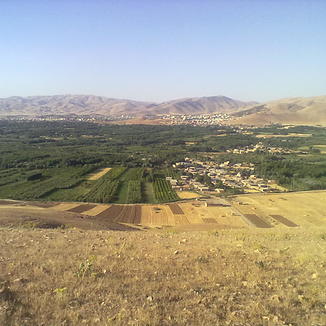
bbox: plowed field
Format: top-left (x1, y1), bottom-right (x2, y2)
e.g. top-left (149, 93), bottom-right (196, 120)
top-left (68, 204), bottom-right (97, 213)
top-left (168, 203), bottom-right (184, 214)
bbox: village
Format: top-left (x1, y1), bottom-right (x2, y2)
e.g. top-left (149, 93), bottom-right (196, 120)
top-left (168, 157), bottom-right (284, 194)
top-left (159, 113), bottom-right (231, 126)
top-left (226, 141), bottom-right (297, 155)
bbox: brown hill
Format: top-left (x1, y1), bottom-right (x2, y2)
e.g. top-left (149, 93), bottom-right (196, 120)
top-left (0, 95), bottom-right (151, 116)
top-left (145, 96), bottom-right (256, 115)
top-left (231, 96), bottom-right (326, 126)
top-left (0, 95), bottom-right (255, 116)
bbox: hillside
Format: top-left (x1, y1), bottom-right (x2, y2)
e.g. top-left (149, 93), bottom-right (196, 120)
top-left (0, 95), bottom-right (254, 117)
top-left (230, 96), bottom-right (326, 126)
top-left (0, 95), bottom-right (152, 116)
top-left (1, 94), bottom-right (326, 125)
top-left (0, 223), bottom-right (325, 326)
top-left (146, 96), bottom-right (256, 115)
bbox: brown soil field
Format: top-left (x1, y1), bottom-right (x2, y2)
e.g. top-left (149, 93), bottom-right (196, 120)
top-left (243, 214), bottom-right (273, 228)
top-left (269, 214), bottom-right (298, 227)
top-left (67, 204), bottom-right (97, 213)
top-left (95, 204), bottom-right (125, 222)
top-left (118, 205), bottom-right (142, 224)
top-left (168, 203), bottom-right (184, 215)
top-left (87, 167), bottom-right (111, 180)
top-left (0, 205), bottom-right (136, 231)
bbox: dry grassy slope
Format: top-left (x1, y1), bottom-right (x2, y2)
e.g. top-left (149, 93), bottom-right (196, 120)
top-left (230, 96), bottom-right (326, 126)
top-left (0, 225), bottom-right (325, 326)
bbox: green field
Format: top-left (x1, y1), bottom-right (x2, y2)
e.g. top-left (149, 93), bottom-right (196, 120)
top-left (153, 178), bottom-right (179, 202)
top-left (0, 164), bottom-right (179, 204)
top-left (1, 121), bottom-right (326, 200)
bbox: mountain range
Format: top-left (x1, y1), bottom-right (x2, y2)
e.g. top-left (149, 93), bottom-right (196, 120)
top-left (0, 94), bottom-right (325, 125)
top-left (0, 95), bottom-right (254, 116)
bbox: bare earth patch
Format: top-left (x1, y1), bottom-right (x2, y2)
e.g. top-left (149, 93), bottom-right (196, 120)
top-left (87, 167), bottom-right (111, 180)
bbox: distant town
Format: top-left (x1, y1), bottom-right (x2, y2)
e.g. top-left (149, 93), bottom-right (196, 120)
top-left (159, 113), bottom-right (231, 125)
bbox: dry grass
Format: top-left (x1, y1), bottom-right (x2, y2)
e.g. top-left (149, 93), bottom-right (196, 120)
top-left (176, 191), bottom-right (202, 199)
top-left (53, 203), bottom-right (81, 211)
top-left (0, 226), bottom-right (325, 326)
top-left (87, 168), bottom-right (112, 181)
top-left (233, 191), bottom-right (326, 228)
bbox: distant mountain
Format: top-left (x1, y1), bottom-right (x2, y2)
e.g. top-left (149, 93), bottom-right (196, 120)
top-left (0, 95), bottom-right (151, 116)
top-left (230, 96), bottom-right (326, 125)
top-left (143, 96), bottom-right (257, 115)
top-left (0, 95), bottom-right (255, 116)
top-left (1, 94), bottom-right (324, 125)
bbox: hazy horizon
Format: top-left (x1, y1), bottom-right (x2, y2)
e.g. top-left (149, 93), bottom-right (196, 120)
top-left (1, 0), bottom-right (325, 102)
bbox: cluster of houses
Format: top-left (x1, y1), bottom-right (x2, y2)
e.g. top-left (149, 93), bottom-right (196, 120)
top-left (168, 158), bottom-right (282, 194)
top-left (226, 142), bottom-right (295, 155)
top-left (1, 114), bottom-right (134, 122)
top-left (159, 113), bottom-right (231, 126)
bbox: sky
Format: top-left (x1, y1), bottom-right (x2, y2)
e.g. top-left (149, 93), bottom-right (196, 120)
top-left (0, 0), bottom-right (325, 102)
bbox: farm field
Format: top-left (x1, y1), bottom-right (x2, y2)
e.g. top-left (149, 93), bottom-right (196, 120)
top-left (256, 133), bottom-right (312, 138)
top-left (2, 190), bottom-right (325, 230)
top-left (176, 191), bottom-right (202, 199)
top-left (153, 178), bottom-right (179, 202)
top-left (231, 190), bottom-right (326, 228)
top-left (0, 165), bottom-right (180, 205)
top-left (298, 144), bottom-right (326, 154)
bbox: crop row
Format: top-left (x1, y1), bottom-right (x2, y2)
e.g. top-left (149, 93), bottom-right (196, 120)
top-left (105, 167), bottom-right (127, 179)
top-left (153, 178), bottom-right (179, 202)
top-left (126, 180), bottom-right (142, 203)
top-left (76, 167), bottom-right (127, 203)
top-left (79, 179), bottom-right (120, 203)
top-left (120, 167), bottom-right (144, 181)
top-left (1, 166), bottom-right (94, 200)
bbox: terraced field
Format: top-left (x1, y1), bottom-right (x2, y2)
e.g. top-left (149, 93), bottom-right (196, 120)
top-left (232, 190), bottom-right (326, 228)
top-left (1, 190), bottom-right (326, 231)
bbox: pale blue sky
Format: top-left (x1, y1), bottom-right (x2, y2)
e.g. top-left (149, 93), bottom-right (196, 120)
top-left (0, 0), bottom-right (325, 102)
